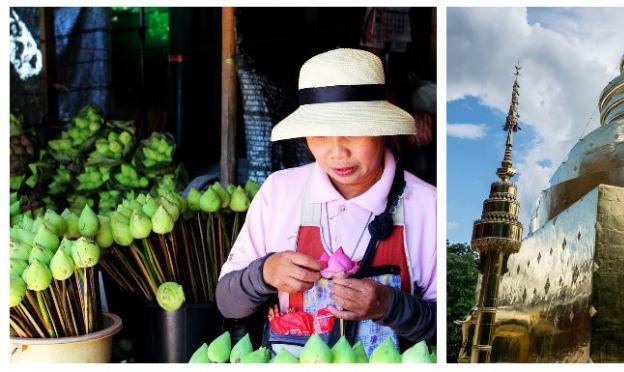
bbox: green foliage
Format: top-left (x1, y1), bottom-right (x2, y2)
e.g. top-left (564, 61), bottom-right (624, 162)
top-left (446, 241), bottom-right (478, 363)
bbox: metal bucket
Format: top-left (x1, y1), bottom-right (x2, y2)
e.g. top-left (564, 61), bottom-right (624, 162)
top-left (10, 312), bottom-right (123, 363)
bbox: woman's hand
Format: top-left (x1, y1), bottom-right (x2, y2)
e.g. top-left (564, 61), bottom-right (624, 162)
top-left (263, 251), bottom-right (323, 293)
top-left (328, 274), bottom-right (393, 321)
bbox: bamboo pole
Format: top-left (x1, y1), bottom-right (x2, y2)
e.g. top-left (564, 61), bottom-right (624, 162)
top-left (220, 7), bottom-right (237, 185)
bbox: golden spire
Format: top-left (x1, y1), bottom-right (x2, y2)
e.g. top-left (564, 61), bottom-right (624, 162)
top-left (497, 63), bottom-right (521, 182)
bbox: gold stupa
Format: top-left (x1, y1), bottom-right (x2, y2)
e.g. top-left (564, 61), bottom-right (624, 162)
top-left (459, 55), bottom-right (624, 363)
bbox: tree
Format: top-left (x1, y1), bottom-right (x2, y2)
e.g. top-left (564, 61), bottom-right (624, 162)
top-left (446, 240), bottom-right (478, 363)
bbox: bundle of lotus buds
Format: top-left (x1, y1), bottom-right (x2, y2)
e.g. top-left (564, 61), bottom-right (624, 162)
top-left (188, 331), bottom-right (435, 363)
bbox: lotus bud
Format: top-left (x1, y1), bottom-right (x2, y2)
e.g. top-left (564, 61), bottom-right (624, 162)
top-left (29, 244), bottom-right (54, 265)
top-left (299, 334), bottom-right (332, 363)
top-left (130, 210), bottom-right (152, 239)
top-left (20, 214), bottom-right (34, 231)
top-left (199, 188), bottom-right (221, 213)
top-left (31, 216), bottom-right (44, 233)
top-left (79, 204), bottom-right (99, 237)
top-left (116, 205), bottom-right (132, 219)
top-left (10, 227), bottom-right (35, 246)
top-left (151, 206), bottom-right (174, 234)
top-left (111, 213), bottom-right (133, 246)
top-left (369, 337), bottom-right (401, 363)
top-left (127, 200), bottom-right (143, 212)
top-left (159, 197), bottom-right (180, 222)
top-left (401, 341), bottom-right (432, 363)
top-left (62, 209), bottom-right (81, 238)
top-left (270, 347), bottom-right (299, 363)
top-left (33, 224), bottom-right (60, 252)
top-left (50, 248), bottom-right (75, 280)
top-left (226, 184), bottom-right (236, 195)
top-left (23, 259), bottom-right (53, 291)
top-left (331, 336), bottom-right (356, 363)
top-left (59, 237), bottom-right (75, 256)
top-left (10, 239), bottom-right (31, 260)
top-left (96, 216), bottom-right (114, 249)
top-left (44, 209), bottom-right (66, 236)
top-left (175, 193), bottom-right (187, 214)
top-left (187, 188), bottom-right (201, 211)
top-left (353, 341), bottom-right (368, 363)
top-left (321, 247), bottom-right (359, 279)
top-left (240, 347), bottom-right (269, 363)
top-left (211, 182), bottom-right (230, 208)
top-left (142, 196), bottom-right (160, 218)
top-left (156, 281), bottom-right (185, 312)
top-left (244, 179), bottom-right (261, 199)
top-left (230, 186), bottom-right (251, 212)
top-left (207, 331), bottom-right (232, 363)
top-left (189, 343), bottom-right (210, 363)
top-left (230, 333), bottom-right (253, 363)
top-left (71, 237), bottom-right (101, 268)
top-left (136, 193), bottom-right (147, 205)
top-left (10, 259), bottom-right (29, 278)
top-left (429, 350), bottom-right (436, 363)
top-left (10, 276), bottom-right (27, 307)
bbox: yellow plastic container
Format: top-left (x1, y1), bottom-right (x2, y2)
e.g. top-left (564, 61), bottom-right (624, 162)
top-left (10, 312), bottom-right (123, 363)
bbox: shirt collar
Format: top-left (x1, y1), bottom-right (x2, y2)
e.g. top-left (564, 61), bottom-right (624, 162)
top-left (309, 149), bottom-right (396, 216)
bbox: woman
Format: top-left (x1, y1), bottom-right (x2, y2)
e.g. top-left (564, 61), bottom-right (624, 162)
top-left (216, 48), bottom-right (436, 356)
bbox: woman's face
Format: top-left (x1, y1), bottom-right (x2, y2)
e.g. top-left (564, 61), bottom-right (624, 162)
top-left (306, 136), bottom-right (385, 198)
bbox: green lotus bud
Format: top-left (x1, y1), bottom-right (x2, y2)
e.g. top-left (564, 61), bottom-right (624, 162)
top-left (199, 188), bottom-right (221, 213)
top-left (429, 349), bottom-right (436, 363)
top-left (230, 333), bottom-right (253, 363)
top-left (332, 335), bottom-right (356, 363)
top-left (10, 276), bottom-right (27, 307)
top-left (10, 201), bottom-right (21, 217)
top-left (130, 210), bottom-right (152, 239)
top-left (369, 337), bottom-right (401, 363)
top-left (20, 214), bottom-right (34, 231)
top-left (31, 216), bottom-right (44, 233)
top-left (29, 244), bottom-right (54, 265)
top-left (10, 259), bottom-right (29, 278)
top-left (71, 237), bottom-right (101, 268)
top-left (226, 184), bottom-right (236, 195)
top-left (79, 204), bottom-right (99, 237)
top-left (240, 347), bottom-right (269, 363)
top-left (353, 341), bottom-right (368, 363)
top-left (10, 227), bottom-right (35, 246)
top-left (207, 331), bottom-right (231, 363)
top-left (44, 209), bottom-right (66, 236)
top-left (189, 343), bottom-right (210, 363)
top-left (23, 259), bottom-right (53, 291)
top-left (111, 213), bottom-right (133, 246)
top-left (230, 186), bottom-right (251, 212)
top-left (401, 340), bottom-right (432, 363)
top-left (10, 191), bottom-right (18, 205)
top-left (62, 209), bottom-right (81, 238)
top-left (126, 200), bottom-right (143, 212)
top-left (116, 205), bottom-right (132, 220)
top-left (156, 282), bottom-right (185, 312)
top-left (136, 193), bottom-right (147, 205)
top-left (159, 197), bottom-right (180, 222)
top-left (244, 179), bottom-right (261, 199)
top-left (299, 334), bottom-right (332, 363)
top-left (59, 237), bottom-right (75, 256)
top-left (142, 196), bottom-right (159, 218)
top-left (50, 248), bottom-right (75, 280)
top-left (10, 239), bottom-right (31, 260)
top-left (211, 182), bottom-right (230, 208)
top-left (270, 347), bottom-right (299, 363)
top-left (96, 216), bottom-right (114, 249)
top-left (151, 206), bottom-right (174, 234)
top-left (33, 224), bottom-right (60, 252)
top-left (187, 188), bottom-right (201, 211)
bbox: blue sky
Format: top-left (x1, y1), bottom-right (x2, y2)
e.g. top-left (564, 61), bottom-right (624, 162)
top-left (446, 7), bottom-right (624, 244)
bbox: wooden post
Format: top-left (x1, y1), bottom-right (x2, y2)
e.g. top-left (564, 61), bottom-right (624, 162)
top-left (39, 7), bottom-right (58, 132)
top-left (220, 7), bottom-right (237, 185)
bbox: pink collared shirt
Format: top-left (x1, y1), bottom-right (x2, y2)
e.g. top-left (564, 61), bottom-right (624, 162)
top-left (219, 149), bottom-right (437, 300)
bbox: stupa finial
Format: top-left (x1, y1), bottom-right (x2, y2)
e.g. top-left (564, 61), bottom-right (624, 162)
top-left (497, 63), bottom-right (522, 182)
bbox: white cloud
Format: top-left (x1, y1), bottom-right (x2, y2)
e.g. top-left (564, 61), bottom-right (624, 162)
top-left (447, 123), bottom-right (487, 139)
top-left (447, 7), bottom-right (624, 226)
top-left (448, 221), bottom-right (460, 230)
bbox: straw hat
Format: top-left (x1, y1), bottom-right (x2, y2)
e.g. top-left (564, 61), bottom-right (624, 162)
top-left (270, 48), bottom-right (416, 141)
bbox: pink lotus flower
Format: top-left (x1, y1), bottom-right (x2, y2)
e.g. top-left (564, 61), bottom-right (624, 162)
top-left (320, 247), bottom-right (359, 279)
